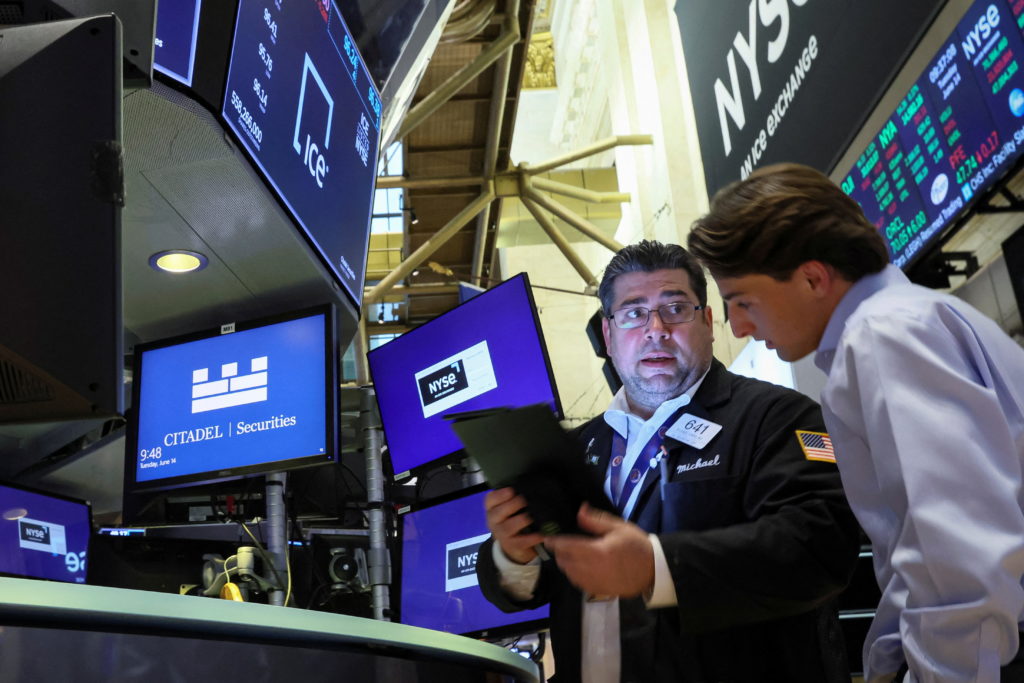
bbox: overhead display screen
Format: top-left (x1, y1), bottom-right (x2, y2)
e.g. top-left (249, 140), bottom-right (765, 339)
top-left (128, 309), bottom-right (335, 491)
top-left (368, 274), bottom-right (561, 478)
top-left (839, 0), bottom-right (1024, 270)
top-left (153, 0), bottom-right (202, 87)
top-left (222, 0), bottom-right (381, 308)
top-left (400, 489), bottom-right (549, 637)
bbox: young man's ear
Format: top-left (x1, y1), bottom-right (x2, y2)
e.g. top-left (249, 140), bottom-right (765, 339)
top-left (796, 260), bottom-right (836, 298)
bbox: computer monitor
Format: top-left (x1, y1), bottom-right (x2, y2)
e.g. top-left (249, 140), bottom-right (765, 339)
top-left (124, 305), bottom-right (338, 493)
top-left (367, 273), bottom-right (562, 478)
top-left (398, 487), bottom-right (549, 638)
top-left (220, 0), bottom-right (381, 309)
top-left (153, 0), bottom-right (202, 87)
top-left (837, 0), bottom-right (1024, 271)
top-left (0, 15), bottom-right (123, 424)
top-left (0, 481), bottom-right (91, 584)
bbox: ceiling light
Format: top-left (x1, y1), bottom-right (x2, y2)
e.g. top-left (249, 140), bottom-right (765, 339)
top-left (149, 250), bottom-right (209, 273)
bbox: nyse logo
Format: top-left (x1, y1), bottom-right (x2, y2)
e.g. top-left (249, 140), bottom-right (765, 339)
top-left (413, 341), bottom-right (499, 419)
top-left (20, 521), bottom-right (49, 545)
top-left (292, 53), bottom-right (334, 189)
top-left (445, 533), bottom-right (490, 592)
top-left (418, 361), bottom-right (468, 407)
top-left (18, 518), bottom-right (67, 555)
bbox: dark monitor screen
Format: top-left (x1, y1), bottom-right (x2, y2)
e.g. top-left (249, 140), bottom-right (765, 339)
top-left (838, 0), bottom-right (1024, 270)
top-left (221, 0), bottom-right (381, 309)
top-left (0, 481), bottom-right (91, 584)
top-left (126, 306), bottom-right (337, 492)
top-left (367, 274), bottom-right (562, 478)
top-left (399, 488), bottom-right (548, 638)
top-left (153, 0), bottom-right (202, 87)
top-left (0, 15), bottom-right (123, 423)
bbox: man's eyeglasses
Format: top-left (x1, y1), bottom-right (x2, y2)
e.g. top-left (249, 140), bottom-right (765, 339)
top-left (606, 302), bottom-right (705, 329)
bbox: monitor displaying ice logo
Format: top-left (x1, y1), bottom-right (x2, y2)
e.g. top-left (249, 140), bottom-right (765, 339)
top-left (191, 356), bottom-right (268, 413)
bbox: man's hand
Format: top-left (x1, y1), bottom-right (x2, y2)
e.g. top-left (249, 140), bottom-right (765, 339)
top-left (484, 488), bottom-right (546, 565)
top-left (542, 503), bottom-right (655, 598)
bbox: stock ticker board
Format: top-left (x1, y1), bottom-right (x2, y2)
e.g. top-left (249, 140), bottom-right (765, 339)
top-left (221, 0), bottom-right (381, 307)
top-left (840, 0), bottom-right (1024, 269)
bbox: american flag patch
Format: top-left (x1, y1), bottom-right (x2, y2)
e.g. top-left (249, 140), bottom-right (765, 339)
top-left (796, 430), bottom-right (836, 463)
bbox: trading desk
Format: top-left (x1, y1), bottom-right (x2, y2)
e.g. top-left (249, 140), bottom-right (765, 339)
top-left (0, 578), bottom-right (539, 682)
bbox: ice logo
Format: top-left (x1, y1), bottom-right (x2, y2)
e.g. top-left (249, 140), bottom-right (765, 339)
top-left (930, 173), bottom-right (949, 205)
top-left (292, 53), bottom-right (334, 189)
top-left (1010, 88), bottom-right (1024, 117)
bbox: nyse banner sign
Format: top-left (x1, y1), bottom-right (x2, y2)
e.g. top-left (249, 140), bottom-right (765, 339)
top-left (676, 0), bottom-right (944, 196)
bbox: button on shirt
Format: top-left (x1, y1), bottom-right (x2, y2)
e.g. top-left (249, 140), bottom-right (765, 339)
top-left (494, 373), bottom-right (707, 683)
top-left (814, 264), bottom-right (1024, 683)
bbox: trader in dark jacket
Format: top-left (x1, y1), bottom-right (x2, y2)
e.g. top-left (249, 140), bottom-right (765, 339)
top-left (476, 240), bottom-right (860, 682)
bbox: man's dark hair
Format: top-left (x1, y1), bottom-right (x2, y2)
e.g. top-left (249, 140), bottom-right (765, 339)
top-left (598, 240), bottom-right (708, 314)
top-left (687, 163), bottom-right (889, 282)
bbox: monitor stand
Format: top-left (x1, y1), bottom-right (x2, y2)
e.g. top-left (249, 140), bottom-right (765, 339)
top-left (264, 471), bottom-right (288, 606)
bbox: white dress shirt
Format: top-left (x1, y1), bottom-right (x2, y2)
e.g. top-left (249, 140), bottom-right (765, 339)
top-left (493, 372), bottom-right (708, 683)
top-left (815, 264), bottom-right (1024, 682)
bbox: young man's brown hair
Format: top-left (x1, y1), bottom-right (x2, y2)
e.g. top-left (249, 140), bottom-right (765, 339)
top-left (687, 162), bottom-right (889, 282)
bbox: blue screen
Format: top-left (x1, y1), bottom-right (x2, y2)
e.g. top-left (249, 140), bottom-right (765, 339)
top-left (0, 483), bottom-right (90, 583)
top-left (132, 312), bottom-right (330, 487)
top-left (153, 0), bottom-right (202, 87)
top-left (839, 0), bottom-right (1024, 269)
top-left (400, 490), bottom-right (548, 635)
top-left (222, 0), bottom-right (381, 307)
top-left (367, 275), bottom-right (560, 477)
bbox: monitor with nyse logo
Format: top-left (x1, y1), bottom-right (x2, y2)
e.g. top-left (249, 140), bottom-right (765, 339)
top-left (367, 273), bottom-right (561, 478)
top-left (0, 481), bottom-right (91, 584)
top-left (398, 487), bottom-right (548, 638)
top-left (221, 0), bottom-right (381, 308)
top-left (125, 305), bottom-right (337, 493)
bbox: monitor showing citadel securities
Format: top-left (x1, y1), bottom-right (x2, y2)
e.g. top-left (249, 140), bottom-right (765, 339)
top-left (398, 487), bottom-right (549, 638)
top-left (221, 0), bottom-right (381, 308)
top-left (125, 306), bottom-right (337, 492)
top-left (0, 481), bottom-right (91, 584)
top-left (367, 274), bottom-right (561, 478)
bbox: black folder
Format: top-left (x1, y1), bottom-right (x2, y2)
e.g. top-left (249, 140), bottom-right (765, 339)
top-left (446, 403), bottom-right (615, 535)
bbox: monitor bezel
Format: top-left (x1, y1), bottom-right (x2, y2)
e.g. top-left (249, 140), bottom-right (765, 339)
top-left (395, 483), bottom-right (550, 641)
top-left (368, 272), bottom-right (564, 480)
top-left (123, 303), bottom-right (338, 493)
top-left (0, 478), bottom-right (93, 584)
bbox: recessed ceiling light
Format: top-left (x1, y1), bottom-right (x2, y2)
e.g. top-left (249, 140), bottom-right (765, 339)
top-left (149, 250), bottom-right (209, 273)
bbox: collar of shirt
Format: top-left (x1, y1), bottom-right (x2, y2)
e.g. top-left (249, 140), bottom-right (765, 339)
top-left (814, 264), bottom-right (910, 375)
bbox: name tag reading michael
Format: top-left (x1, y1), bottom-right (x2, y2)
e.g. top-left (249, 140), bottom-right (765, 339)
top-left (665, 414), bottom-right (722, 449)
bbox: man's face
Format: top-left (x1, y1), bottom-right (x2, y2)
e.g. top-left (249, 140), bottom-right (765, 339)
top-left (602, 269), bottom-right (714, 415)
top-left (713, 270), bottom-right (829, 362)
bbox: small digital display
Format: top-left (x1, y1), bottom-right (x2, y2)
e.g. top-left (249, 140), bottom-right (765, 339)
top-left (128, 309), bottom-right (335, 490)
top-left (222, 0), bottom-right (381, 307)
top-left (839, 0), bottom-right (1024, 270)
top-left (153, 0), bottom-right (202, 87)
top-left (368, 274), bottom-right (561, 477)
top-left (0, 482), bottom-right (90, 583)
top-left (399, 490), bottom-right (548, 636)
